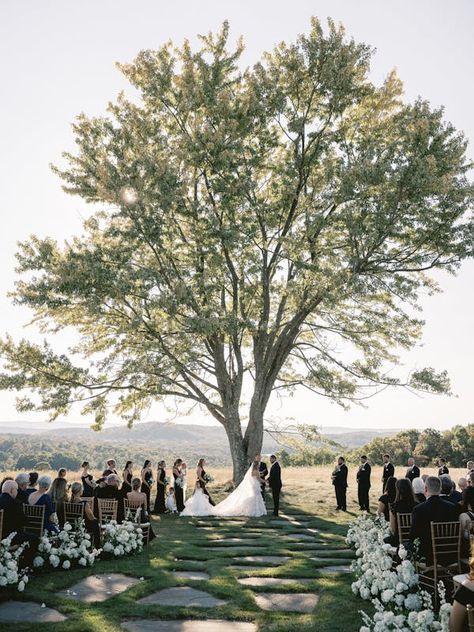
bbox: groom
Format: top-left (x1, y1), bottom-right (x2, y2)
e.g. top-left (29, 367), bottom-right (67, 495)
top-left (268, 454), bottom-right (282, 516)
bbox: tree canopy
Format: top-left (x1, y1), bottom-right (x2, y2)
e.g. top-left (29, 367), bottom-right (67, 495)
top-left (1, 19), bottom-right (472, 481)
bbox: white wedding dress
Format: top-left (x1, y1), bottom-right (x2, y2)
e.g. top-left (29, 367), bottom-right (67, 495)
top-left (180, 465), bottom-right (266, 518)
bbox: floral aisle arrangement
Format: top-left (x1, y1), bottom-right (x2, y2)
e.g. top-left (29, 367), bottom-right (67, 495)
top-left (0, 533), bottom-right (29, 591)
top-left (33, 521), bottom-right (101, 570)
top-left (347, 514), bottom-right (451, 631)
top-left (102, 520), bottom-right (144, 557)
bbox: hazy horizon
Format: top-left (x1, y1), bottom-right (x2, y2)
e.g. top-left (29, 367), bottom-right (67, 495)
top-left (1, 1), bottom-right (473, 433)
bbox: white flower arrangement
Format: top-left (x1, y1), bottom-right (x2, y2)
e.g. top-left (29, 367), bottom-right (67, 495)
top-left (347, 514), bottom-right (452, 631)
top-left (174, 478), bottom-right (185, 488)
top-left (163, 476), bottom-right (170, 485)
top-left (102, 520), bottom-right (144, 557)
top-left (33, 520), bottom-right (101, 570)
top-left (0, 533), bottom-right (29, 591)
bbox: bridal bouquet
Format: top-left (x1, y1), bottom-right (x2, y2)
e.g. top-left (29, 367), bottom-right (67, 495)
top-left (0, 533), bottom-right (29, 591)
top-left (102, 520), bottom-right (143, 557)
top-left (33, 521), bottom-right (101, 570)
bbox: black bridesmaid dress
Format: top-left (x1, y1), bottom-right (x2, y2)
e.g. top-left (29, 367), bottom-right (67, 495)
top-left (81, 474), bottom-right (94, 497)
top-left (200, 468), bottom-right (216, 506)
top-left (141, 470), bottom-right (152, 512)
top-left (173, 470), bottom-right (185, 513)
top-left (153, 468), bottom-right (166, 514)
top-left (122, 470), bottom-right (132, 495)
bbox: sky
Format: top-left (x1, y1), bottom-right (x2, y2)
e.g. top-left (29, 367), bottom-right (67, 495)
top-left (0, 0), bottom-right (473, 432)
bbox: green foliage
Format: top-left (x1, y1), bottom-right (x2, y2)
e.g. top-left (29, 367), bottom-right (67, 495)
top-left (0, 18), bottom-right (472, 479)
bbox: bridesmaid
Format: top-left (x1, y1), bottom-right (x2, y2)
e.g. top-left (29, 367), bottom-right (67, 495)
top-left (140, 460), bottom-right (153, 512)
top-left (153, 460), bottom-right (167, 514)
top-left (173, 459), bottom-right (185, 513)
top-left (80, 461), bottom-right (95, 497)
top-left (122, 461), bottom-right (133, 495)
top-left (197, 458), bottom-right (215, 506)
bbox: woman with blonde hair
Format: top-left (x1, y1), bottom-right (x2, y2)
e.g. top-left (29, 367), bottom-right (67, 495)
top-left (50, 475), bottom-right (69, 527)
top-left (70, 482), bottom-right (100, 547)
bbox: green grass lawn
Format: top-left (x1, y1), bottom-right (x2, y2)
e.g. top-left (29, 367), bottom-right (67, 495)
top-left (0, 492), bottom-right (368, 632)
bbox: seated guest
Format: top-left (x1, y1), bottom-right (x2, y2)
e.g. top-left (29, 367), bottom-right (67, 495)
top-left (440, 475), bottom-right (456, 503)
top-left (459, 487), bottom-right (474, 557)
top-left (0, 480), bottom-right (38, 566)
top-left (95, 473), bottom-right (124, 522)
top-left (389, 478), bottom-right (418, 544)
top-left (28, 475), bottom-right (59, 534)
top-left (459, 477), bottom-right (468, 494)
top-left (421, 474), bottom-right (429, 483)
top-left (103, 459), bottom-right (118, 477)
top-left (50, 476), bottom-right (69, 527)
top-left (15, 473), bottom-right (30, 503)
top-left (449, 480), bottom-right (463, 504)
top-left (378, 476), bottom-right (397, 522)
top-left (0, 476), bottom-right (13, 489)
top-left (469, 472), bottom-right (474, 488)
top-left (70, 482), bottom-right (101, 548)
top-left (409, 476), bottom-right (459, 563)
top-left (26, 472), bottom-right (39, 495)
top-left (412, 477), bottom-right (426, 504)
top-left (449, 542), bottom-right (474, 632)
top-left (126, 478), bottom-right (156, 541)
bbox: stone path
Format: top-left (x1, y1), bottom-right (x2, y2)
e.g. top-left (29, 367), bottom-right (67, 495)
top-left (172, 571), bottom-right (210, 581)
top-left (0, 601), bottom-right (67, 623)
top-left (56, 573), bottom-right (140, 602)
top-left (318, 565), bottom-right (352, 574)
top-left (233, 555), bottom-right (290, 565)
top-left (122, 621), bottom-right (257, 632)
top-left (138, 587), bottom-right (227, 608)
top-left (254, 592), bottom-right (319, 612)
top-left (238, 576), bottom-right (314, 587)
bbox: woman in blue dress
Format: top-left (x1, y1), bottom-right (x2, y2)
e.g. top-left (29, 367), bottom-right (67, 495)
top-left (27, 475), bottom-right (60, 534)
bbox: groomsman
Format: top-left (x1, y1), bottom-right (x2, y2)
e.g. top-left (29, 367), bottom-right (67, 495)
top-left (382, 454), bottom-right (394, 491)
top-left (356, 455), bottom-right (371, 511)
top-left (405, 457), bottom-right (420, 482)
top-left (332, 456), bottom-right (348, 511)
top-left (268, 455), bottom-right (282, 516)
top-left (438, 458), bottom-right (449, 476)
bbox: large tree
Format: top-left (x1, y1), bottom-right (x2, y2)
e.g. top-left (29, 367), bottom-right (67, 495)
top-left (1, 19), bottom-right (472, 482)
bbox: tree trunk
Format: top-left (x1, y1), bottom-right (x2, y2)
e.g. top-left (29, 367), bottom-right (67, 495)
top-left (224, 421), bottom-right (249, 485)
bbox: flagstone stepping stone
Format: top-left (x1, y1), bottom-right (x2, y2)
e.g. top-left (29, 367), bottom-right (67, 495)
top-left (318, 565), bottom-right (352, 574)
top-left (0, 601), bottom-right (67, 623)
top-left (234, 555), bottom-right (290, 565)
top-left (56, 573), bottom-right (140, 602)
top-left (122, 620), bottom-right (257, 632)
top-left (138, 587), bottom-right (227, 608)
top-left (286, 533), bottom-right (316, 541)
top-left (254, 592), bottom-right (319, 613)
top-left (172, 571), bottom-right (210, 581)
top-left (227, 565), bottom-right (268, 572)
top-left (238, 576), bottom-right (314, 587)
top-left (174, 559), bottom-right (206, 567)
top-left (310, 548), bottom-right (353, 557)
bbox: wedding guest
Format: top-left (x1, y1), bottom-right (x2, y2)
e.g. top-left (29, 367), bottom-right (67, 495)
top-left (449, 480), bottom-right (463, 504)
top-left (459, 477), bottom-right (468, 493)
top-left (389, 478), bottom-right (418, 544)
top-left (103, 459), bottom-right (118, 477)
top-left (173, 459), bottom-right (185, 513)
top-left (196, 458), bottom-right (215, 506)
top-left (467, 461), bottom-right (474, 477)
top-left (0, 480), bottom-right (38, 565)
top-left (409, 476), bottom-right (459, 563)
top-left (421, 474), bottom-right (429, 483)
top-left (382, 454), bottom-right (394, 492)
top-left (122, 461), bottom-right (133, 495)
top-left (438, 458), bottom-right (449, 476)
top-left (469, 472), bottom-right (474, 488)
top-left (141, 460), bottom-right (153, 512)
top-left (126, 478), bottom-right (156, 541)
top-left (440, 475), bottom-right (456, 503)
top-left (332, 456), bottom-right (348, 511)
top-left (70, 482), bottom-right (100, 547)
top-left (268, 454), bottom-right (282, 516)
top-left (27, 472), bottom-right (39, 495)
top-left (405, 457), bottom-right (420, 482)
top-left (166, 487), bottom-right (178, 513)
top-left (28, 475), bottom-right (59, 534)
top-left (15, 473), bottom-right (30, 503)
top-left (448, 543), bottom-right (474, 631)
top-left (356, 455), bottom-right (371, 511)
top-left (459, 487), bottom-right (474, 557)
top-left (50, 475), bottom-right (69, 526)
top-left (412, 477), bottom-right (426, 504)
top-left (378, 476), bottom-right (397, 522)
top-left (81, 461), bottom-right (95, 497)
top-left (95, 473), bottom-right (124, 522)
top-left (153, 460), bottom-right (167, 514)
top-left (58, 468), bottom-right (67, 479)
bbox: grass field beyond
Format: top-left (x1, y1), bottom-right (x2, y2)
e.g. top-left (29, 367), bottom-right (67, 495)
top-left (0, 464), bottom-right (465, 631)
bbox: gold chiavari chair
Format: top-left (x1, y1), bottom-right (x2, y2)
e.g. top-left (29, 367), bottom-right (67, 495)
top-left (23, 503), bottom-right (45, 537)
top-left (467, 604), bottom-right (474, 632)
top-left (97, 499), bottom-right (118, 526)
top-left (397, 512), bottom-right (412, 544)
top-left (80, 497), bottom-right (94, 510)
top-left (123, 499), bottom-right (151, 545)
top-left (63, 501), bottom-right (84, 527)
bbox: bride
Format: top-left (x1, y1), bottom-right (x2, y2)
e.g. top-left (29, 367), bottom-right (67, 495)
top-left (180, 460), bottom-right (267, 518)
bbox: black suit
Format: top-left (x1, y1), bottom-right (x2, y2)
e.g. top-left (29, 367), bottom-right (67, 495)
top-left (405, 465), bottom-right (420, 482)
top-left (382, 462), bottom-right (395, 491)
top-left (333, 463), bottom-right (348, 510)
top-left (259, 461), bottom-right (268, 498)
top-left (409, 495), bottom-right (460, 563)
top-left (95, 484), bottom-right (124, 522)
top-left (0, 493), bottom-right (38, 566)
top-left (268, 461), bottom-right (282, 516)
top-left (356, 462), bottom-right (371, 510)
